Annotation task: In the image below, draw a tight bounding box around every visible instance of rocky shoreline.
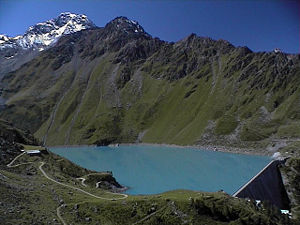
[49,143,269,156]
[117,142,271,156]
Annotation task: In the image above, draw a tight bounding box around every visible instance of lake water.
[50,145,271,195]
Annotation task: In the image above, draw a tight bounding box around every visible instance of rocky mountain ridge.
[0,12,95,52]
[0,12,96,79]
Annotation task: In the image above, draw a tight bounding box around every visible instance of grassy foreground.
[0,148,294,225]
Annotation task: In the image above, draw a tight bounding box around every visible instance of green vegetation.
[215,115,238,135]
[280,142,300,158]
[0,22,299,224]
[22,144,46,150]
[0,150,293,224]
[0,150,127,224]
[0,119,39,164]
[0,113,297,224]
[277,122,300,138]
[0,119,38,146]
[0,29,299,151]
[280,158,300,219]
[59,191,292,225]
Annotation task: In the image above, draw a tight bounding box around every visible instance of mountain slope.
[0,119,38,164]
[0,16,299,154]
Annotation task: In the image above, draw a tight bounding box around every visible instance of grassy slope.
[280,158,300,219]
[0,151,292,225]
[60,190,291,225]
[33,59,299,149]
[0,29,299,155]
[0,151,124,224]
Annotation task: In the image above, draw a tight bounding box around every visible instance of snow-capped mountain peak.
[0,35,9,44]
[0,12,96,51]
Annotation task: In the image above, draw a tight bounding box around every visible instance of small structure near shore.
[232,160,290,210]
[26,150,41,156]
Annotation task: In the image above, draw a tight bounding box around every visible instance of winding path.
[132,206,167,225]
[6,152,128,225]
[6,152,26,167]
[56,204,67,225]
[39,162,127,200]
[76,172,113,188]
[7,152,165,225]
[76,177,87,187]
[7,152,164,225]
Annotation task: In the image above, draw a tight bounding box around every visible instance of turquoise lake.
[50,145,271,195]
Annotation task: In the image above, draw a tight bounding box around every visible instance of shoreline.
[119,143,270,156]
[48,142,271,157]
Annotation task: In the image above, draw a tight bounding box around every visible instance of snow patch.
[5,55,14,59]
[0,12,94,52]
[271,152,284,160]
[130,20,137,25]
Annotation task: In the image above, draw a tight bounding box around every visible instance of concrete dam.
[233,160,290,210]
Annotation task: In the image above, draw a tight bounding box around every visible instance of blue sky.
[0,0,299,53]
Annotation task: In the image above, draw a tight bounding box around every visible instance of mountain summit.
[0,12,95,52]
[0,12,96,79]
[104,16,149,37]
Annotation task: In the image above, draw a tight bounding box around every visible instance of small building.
[26,150,41,156]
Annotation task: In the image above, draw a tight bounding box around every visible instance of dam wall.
[233,160,290,210]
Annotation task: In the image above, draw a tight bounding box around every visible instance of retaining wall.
[233,160,290,209]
